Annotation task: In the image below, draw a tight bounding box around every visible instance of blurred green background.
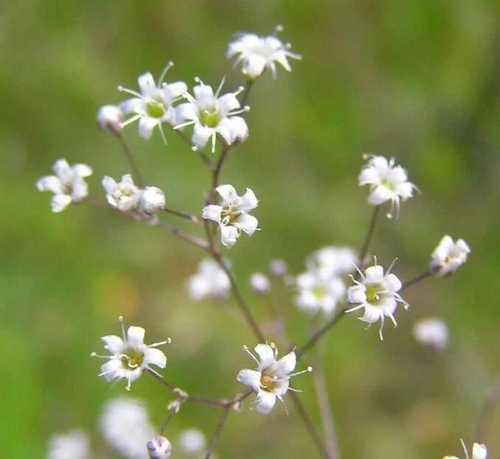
[1,0,500,457]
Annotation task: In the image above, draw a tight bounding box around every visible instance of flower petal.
[138,72,156,95]
[144,347,167,369]
[102,335,124,354]
[138,117,157,139]
[255,390,277,415]
[202,205,222,223]
[220,225,239,247]
[37,176,63,194]
[127,326,145,346]
[255,344,275,368]
[236,369,262,392]
[51,194,72,213]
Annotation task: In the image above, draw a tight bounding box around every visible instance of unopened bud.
[269,259,288,277]
[97,105,123,136]
[250,272,271,294]
[147,436,172,459]
[140,187,166,214]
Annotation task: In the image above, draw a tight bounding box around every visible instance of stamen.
[228,106,250,117]
[149,338,172,347]
[460,439,469,459]
[378,316,385,341]
[121,115,141,128]
[234,85,245,96]
[243,345,259,365]
[289,366,313,378]
[90,352,112,359]
[216,76,226,97]
[274,24,284,35]
[158,123,168,145]
[173,120,195,130]
[118,86,142,98]
[118,315,126,341]
[345,304,364,314]
[194,76,205,86]
[386,257,398,275]
[158,60,174,85]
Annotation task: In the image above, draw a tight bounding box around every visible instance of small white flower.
[250,272,271,294]
[92,317,170,390]
[414,318,449,351]
[118,62,187,142]
[187,259,230,301]
[175,78,249,152]
[48,430,90,459]
[431,235,470,277]
[307,245,358,278]
[103,174,142,212]
[140,187,166,214]
[37,159,92,213]
[295,268,346,316]
[236,343,311,415]
[97,104,123,135]
[178,429,206,456]
[359,155,416,218]
[269,259,288,277]
[444,440,488,459]
[147,436,172,459]
[227,27,301,79]
[346,262,408,340]
[202,184,259,247]
[101,397,155,459]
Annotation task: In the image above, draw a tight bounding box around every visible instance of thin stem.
[402,270,432,289]
[359,205,380,264]
[159,221,209,251]
[476,382,500,442]
[290,393,329,459]
[240,79,254,106]
[159,410,176,435]
[205,409,231,459]
[163,206,200,223]
[117,135,145,187]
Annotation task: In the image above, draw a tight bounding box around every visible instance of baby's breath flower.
[147,436,172,459]
[97,104,123,135]
[269,259,288,277]
[236,343,311,415]
[227,26,301,79]
[250,272,271,294]
[118,62,186,142]
[175,78,249,152]
[37,159,92,213]
[178,429,206,456]
[187,259,230,301]
[92,317,170,390]
[202,184,259,247]
[359,155,416,218]
[414,318,449,351]
[308,246,358,278]
[444,440,487,459]
[431,235,470,277]
[48,430,90,459]
[140,186,166,215]
[346,261,408,340]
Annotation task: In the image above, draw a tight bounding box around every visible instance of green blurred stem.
[359,205,380,264]
[159,221,209,251]
[476,382,500,442]
[117,135,145,187]
[401,270,432,289]
[240,79,254,106]
[163,206,200,223]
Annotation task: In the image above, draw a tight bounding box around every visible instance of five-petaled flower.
[443,440,487,459]
[97,104,123,136]
[92,317,171,390]
[359,155,416,218]
[431,235,470,277]
[236,343,311,414]
[346,262,408,340]
[202,184,259,247]
[175,78,249,152]
[118,62,187,142]
[227,27,301,79]
[37,158,92,213]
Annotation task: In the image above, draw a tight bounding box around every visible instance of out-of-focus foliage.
[1,1,500,458]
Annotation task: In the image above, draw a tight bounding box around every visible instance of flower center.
[146,99,167,118]
[381,179,396,192]
[366,284,384,305]
[200,109,221,128]
[261,374,277,391]
[121,349,144,369]
[221,208,240,225]
[313,286,328,300]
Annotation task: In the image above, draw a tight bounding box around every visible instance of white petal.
[102,176,117,194]
[192,124,213,150]
[175,102,197,122]
[272,352,296,377]
[100,359,122,381]
[243,56,267,78]
[127,326,145,346]
[255,390,277,415]
[202,205,222,223]
[364,265,385,283]
[144,347,167,369]
[163,81,187,100]
[220,225,239,247]
[71,178,88,202]
[384,273,402,292]
[368,185,393,205]
[358,166,380,186]
[218,93,240,114]
[193,84,214,101]
[120,97,143,114]
[138,72,156,95]
[239,188,258,211]
[348,285,366,304]
[236,369,262,392]
[216,184,238,203]
[73,164,93,177]
[472,443,487,459]
[227,116,248,143]
[51,194,72,213]
[101,335,124,354]
[235,213,258,235]
[255,344,276,368]
[53,159,71,178]
[37,176,63,194]
[138,117,157,139]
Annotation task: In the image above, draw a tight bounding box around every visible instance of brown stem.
[205,409,231,459]
[402,270,432,289]
[359,205,380,265]
[159,221,209,251]
[163,207,200,223]
[476,382,500,442]
[117,135,145,187]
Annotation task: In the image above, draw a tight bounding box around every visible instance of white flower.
[346,262,408,340]
[202,184,259,247]
[414,318,449,351]
[269,259,288,277]
[175,78,249,152]
[236,343,311,415]
[140,187,166,214]
[178,429,206,456]
[358,155,416,218]
[431,235,470,277]
[295,268,346,316]
[187,259,230,301]
[250,272,271,294]
[92,317,170,390]
[48,430,90,459]
[37,159,92,213]
[147,436,172,459]
[307,245,358,277]
[103,174,142,212]
[97,104,123,135]
[227,27,301,79]
[101,397,155,459]
[444,440,487,459]
[118,62,187,141]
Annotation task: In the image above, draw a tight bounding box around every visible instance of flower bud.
[97,105,123,136]
[269,259,288,277]
[147,436,172,459]
[250,272,271,294]
[430,235,470,277]
[140,187,166,214]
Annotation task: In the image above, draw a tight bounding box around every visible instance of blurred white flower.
[295,268,346,316]
[202,184,259,247]
[308,246,358,277]
[97,104,123,135]
[250,272,271,294]
[101,397,155,459]
[48,430,90,459]
[236,343,311,414]
[358,155,416,218]
[103,174,142,212]
[346,262,408,340]
[175,78,249,152]
[444,440,487,459]
[269,259,288,277]
[92,317,170,390]
[431,235,470,277]
[140,186,166,215]
[178,429,206,456]
[227,27,301,79]
[37,159,92,213]
[414,318,449,351]
[118,63,187,142]
[188,259,230,301]
[147,436,172,459]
